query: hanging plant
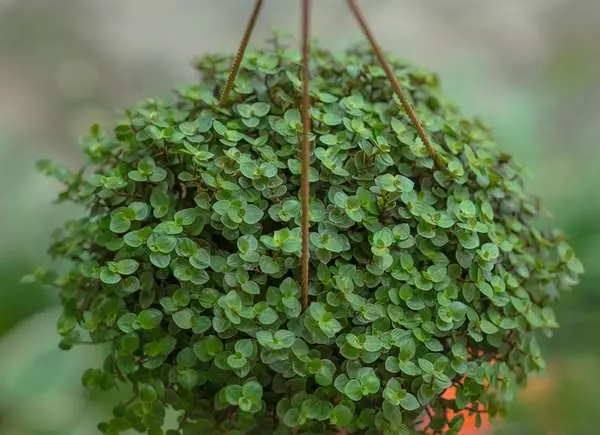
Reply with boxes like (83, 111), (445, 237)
(27, 1), (582, 434)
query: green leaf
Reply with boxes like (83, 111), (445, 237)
(177, 368), (198, 390)
(120, 276), (141, 294)
(274, 330), (296, 348)
(373, 228), (394, 248)
(117, 313), (138, 333)
(153, 234), (178, 253)
(150, 188), (170, 218)
(478, 242), (499, 261)
(567, 257), (584, 274)
(320, 134), (339, 146)
(140, 384), (158, 403)
(128, 170), (147, 182)
(304, 399), (333, 421)
(190, 248), (211, 269)
(213, 200), (231, 215)
(242, 380), (263, 400)
(241, 280), (261, 295)
(259, 256), (281, 275)
(235, 339), (254, 358)
(315, 360), (336, 386)
(224, 385), (243, 405)
(129, 202), (151, 220)
(110, 214), (131, 234)
(383, 378), (404, 406)
(330, 404), (353, 427)
(227, 354), (247, 369)
(150, 252), (171, 268)
(119, 333), (140, 354)
(192, 315), (211, 334)
(399, 393), (420, 411)
(100, 267), (121, 285)
(344, 379), (363, 401)
(150, 167), (168, 182)
(257, 306), (278, 325)
(480, 319), (499, 334)
(236, 103), (253, 118)
(112, 259), (139, 275)
(283, 408), (301, 428)
(243, 204), (264, 224)
(172, 308), (194, 329)
(424, 263), (446, 283)
(174, 208), (198, 226)
(177, 238), (198, 257)
(195, 115), (213, 133)
(356, 367), (380, 394)
(363, 335), (383, 352)
(256, 330), (274, 347)
(154, 221), (183, 235)
(137, 309), (163, 330)
(252, 102), (271, 117)
(456, 230), (480, 250)
(124, 228), (152, 248)
(458, 200), (477, 219)
(143, 336), (176, 357)
(193, 335), (223, 362)
(418, 358), (435, 373)
(179, 121), (198, 136)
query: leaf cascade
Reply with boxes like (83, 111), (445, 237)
(31, 42), (583, 435)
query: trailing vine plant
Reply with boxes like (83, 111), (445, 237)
(27, 1), (583, 434)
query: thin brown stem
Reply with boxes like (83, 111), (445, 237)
(300, 0), (312, 311)
(218, 0), (264, 106)
(346, 0), (441, 167)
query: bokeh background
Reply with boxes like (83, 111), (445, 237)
(1, 1), (599, 434)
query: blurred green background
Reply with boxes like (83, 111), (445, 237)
(0, 1), (598, 434)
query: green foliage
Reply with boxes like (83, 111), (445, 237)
(29, 41), (582, 434)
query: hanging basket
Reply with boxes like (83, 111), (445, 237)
(29, 1), (583, 434)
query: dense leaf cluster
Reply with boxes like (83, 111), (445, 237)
(30, 42), (582, 434)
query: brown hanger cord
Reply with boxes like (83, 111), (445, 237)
(300, 0), (312, 311)
(218, 0), (264, 106)
(346, 0), (441, 168)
